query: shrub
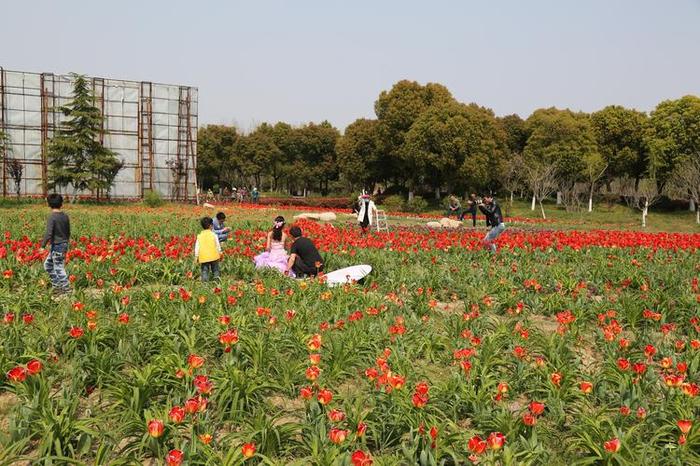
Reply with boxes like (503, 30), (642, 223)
(257, 197), (351, 209)
(404, 196), (428, 213)
(379, 195), (405, 211)
(143, 190), (164, 208)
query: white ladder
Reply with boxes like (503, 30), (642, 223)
(375, 209), (389, 232)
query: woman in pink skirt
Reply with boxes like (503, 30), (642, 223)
(254, 216), (291, 274)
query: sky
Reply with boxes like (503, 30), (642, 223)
(2, 0), (699, 132)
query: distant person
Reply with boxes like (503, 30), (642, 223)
(446, 195), (463, 219)
(465, 193), (478, 226)
(478, 195), (506, 253)
(287, 226), (324, 277)
(212, 212), (230, 242)
(357, 193), (377, 234)
(41, 194), (71, 295)
(194, 216), (222, 282)
(252, 187), (260, 203)
(254, 216), (290, 273)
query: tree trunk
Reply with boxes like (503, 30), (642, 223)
(531, 194), (536, 211)
(588, 185), (594, 213)
(539, 200), (547, 219)
(697, 208), (700, 224)
(434, 186), (440, 200)
(642, 200), (648, 228)
(690, 199), (696, 212)
(556, 191), (562, 205)
(408, 190), (414, 202)
(510, 191), (514, 206)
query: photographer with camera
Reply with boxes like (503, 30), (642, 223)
(478, 195), (506, 253)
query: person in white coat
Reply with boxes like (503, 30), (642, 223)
(357, 193), (377, 234)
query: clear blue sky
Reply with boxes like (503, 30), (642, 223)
(2, 0), (699, 131)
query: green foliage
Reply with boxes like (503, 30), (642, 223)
(646, 95), (700, 183)
(46, 74), (123, 198)
(591, 105), (649, 182)
(379, 194), (406, 211)
(143, 189), (165, 208)
(336, 118), (384, 192)
(404, 195), (428, 212)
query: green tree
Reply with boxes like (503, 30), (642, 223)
(591, 105), (648, 188)
(499, 114), (528, 155)
(197, 125), (239, 190)
(646, 95), (700, 186)
(524, 108), (599, 212)
(237, 123), (282, 189)
(403, 102), (506, 197)
(47, 73), (122, 199)
(336, 118), (384, 192)
(294, 121), (340, 195)
(374, 80), (455, 196)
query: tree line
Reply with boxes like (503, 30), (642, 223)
(198, 80), (700, 221)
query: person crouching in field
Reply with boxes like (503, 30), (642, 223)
(213, 212), (230, 242)
(41, 193), (71, 295)
(478, 195), (506, 253)
(194, 217), (222, 282)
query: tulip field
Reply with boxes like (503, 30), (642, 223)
(1, 202), (700, 466)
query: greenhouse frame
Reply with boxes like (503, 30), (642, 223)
(0, 67), (198, 200)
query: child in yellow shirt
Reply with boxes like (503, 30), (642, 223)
(194, 217), (222, 281)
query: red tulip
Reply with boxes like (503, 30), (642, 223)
(412, 392), (428, 408)
(241, 442), (256, 458)
(299, 386), (314, 400)
(579, 381), (593, 394)
(357, 422), (367, 437)
(468, 435), (487, 454)
(193, 375), (213, 394)
(69, 326), (84, 339)
(678, 419), (693, 434)
(6, 366), (27, 383)
(351, 450), (373, 466)
(26, 359), (42, 375)
(305, 365), (320, 381)
(117, 313), (129, 324)
(307, 334), (322, 351)
(165, 449), (183, 466)
(22, 313), (34, 325)
(184, 397), (200, 414)
(329, 427), (348, 444)
(3, 313), (15, 324)
(218, 314), (231, 325)
(327, 409), (346, 422)
(550, 372), (562, 386)
(147, 419), (164, 438)
(168, 406), (185, 423)
(308, 353), (321, 365)
(317, 388), (333, 405)
(603, 438), (621, 453)
(523, 413), (537, 426)
(187, 354), (205, 369)
(487, 432), (505, 450)
(529, 401), (545, 416)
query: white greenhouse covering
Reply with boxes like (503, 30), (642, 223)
(0, 68), (198, 200)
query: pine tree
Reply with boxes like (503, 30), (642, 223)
(47, 73), (123, 199)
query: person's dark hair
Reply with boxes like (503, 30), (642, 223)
(272, 216), (285, 242)
(216, 212), (226, 221)
(47, 193), (63, 209)
(200, 216), (213, 229)
(289, 226), (302, 238)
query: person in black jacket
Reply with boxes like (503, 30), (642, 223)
(464, 193), (478, 226)
(286, 226), (324, 277)
(478, 195), (506, 253)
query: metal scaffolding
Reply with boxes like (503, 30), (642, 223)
(0, 67), (198, 199)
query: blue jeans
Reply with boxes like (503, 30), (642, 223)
(483, 223), (506, 253)
(44, 242), (69, 290)
(200, 260), (220, 282)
